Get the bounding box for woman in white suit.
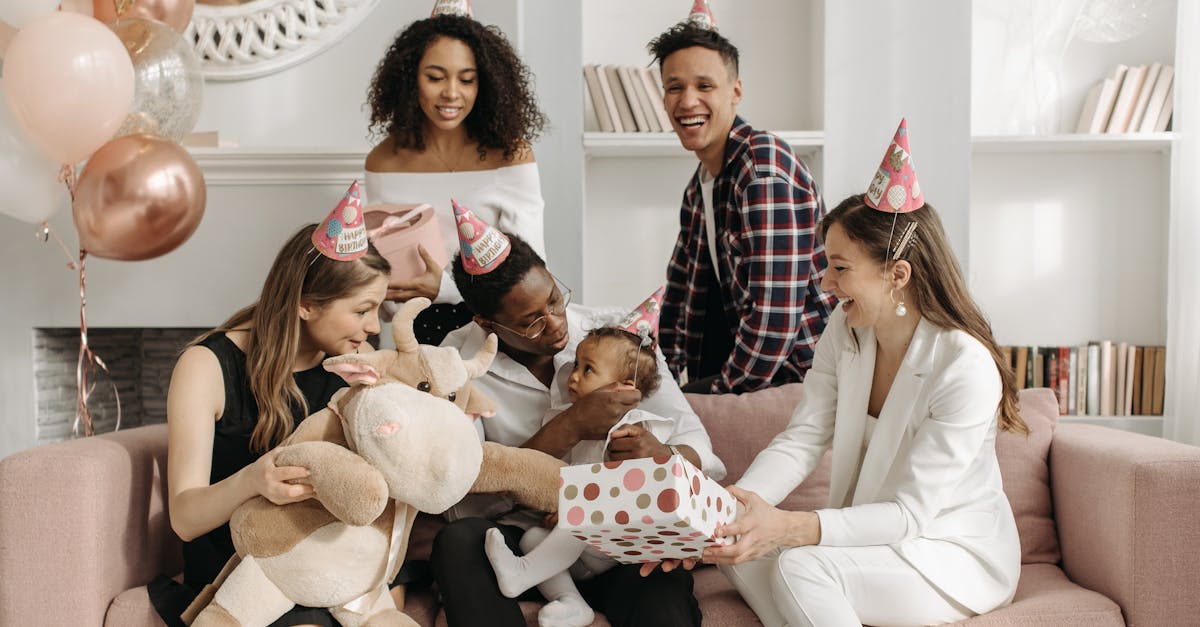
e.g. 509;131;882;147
702;121;1030;627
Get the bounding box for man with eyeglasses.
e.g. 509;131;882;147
434;232;723;627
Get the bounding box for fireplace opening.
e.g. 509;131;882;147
33;328;207;445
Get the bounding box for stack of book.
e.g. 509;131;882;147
583;64;673;133
1001;343;1166;417
1075;63;1174;134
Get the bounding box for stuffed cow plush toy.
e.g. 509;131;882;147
189;298;563;627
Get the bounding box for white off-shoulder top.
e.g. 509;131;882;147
364;162;545;303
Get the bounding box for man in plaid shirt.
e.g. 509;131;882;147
648;21;836;394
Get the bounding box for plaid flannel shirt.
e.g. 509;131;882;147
660;117;836;394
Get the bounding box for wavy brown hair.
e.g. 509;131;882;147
367;15;546;163
195;224;391;452
821;195;1028;434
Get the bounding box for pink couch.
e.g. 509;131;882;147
2;387;1199;626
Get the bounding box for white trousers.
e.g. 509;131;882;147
720;545;974;627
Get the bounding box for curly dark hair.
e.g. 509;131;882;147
584;327;661;397
367;15;547;163
452;231;545;320
647;22;739;78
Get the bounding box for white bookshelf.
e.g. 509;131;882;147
970;0;1182;437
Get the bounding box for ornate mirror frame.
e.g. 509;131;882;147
185;0;381;81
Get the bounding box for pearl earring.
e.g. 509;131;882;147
890;288;907;317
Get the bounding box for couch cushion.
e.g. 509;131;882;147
104;586;166;627
685;384;830;512
998;388;1060;565
951;563;1123;626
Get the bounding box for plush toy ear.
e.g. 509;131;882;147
323;352;396;386
463;382;497;420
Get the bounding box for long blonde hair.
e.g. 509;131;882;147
822;195;1028;434
196;224;391;452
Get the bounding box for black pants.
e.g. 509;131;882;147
432;517;702;627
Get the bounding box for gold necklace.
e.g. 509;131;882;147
430;141;472;172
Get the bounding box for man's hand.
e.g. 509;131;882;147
563;382;641;440
387;245;443;302
606;422;669;461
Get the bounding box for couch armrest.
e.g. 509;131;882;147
1050;423;1200;627
0;424;181;627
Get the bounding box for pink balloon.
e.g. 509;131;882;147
1;12;133;164
72;133;206;261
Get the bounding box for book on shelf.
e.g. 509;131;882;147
1128;62;1163;132
617;65;653;132
1075;344;1088;415
1106;64;1146;133
638;66;673;131
603;66;639;133
1099;340;1115;415
1152;346;1166;415
1086;343;1100;415
1123;343;1136;416
1141;345;1156;415
1003;342;1165;416
1075;62;1173;135
1114;341;1128;415
591;65;626;132
584;64;675;134
1138;64;1174;133
583;65;616;133
1152;82;1174;132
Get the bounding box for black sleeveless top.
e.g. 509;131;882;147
149;332;345;626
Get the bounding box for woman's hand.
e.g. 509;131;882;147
702;487;820;565
243;448;315;505
387;245;443;302
607;422;669;461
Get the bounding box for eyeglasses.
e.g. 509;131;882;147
489;275;572;340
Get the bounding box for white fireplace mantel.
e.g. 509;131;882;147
190;147;368;186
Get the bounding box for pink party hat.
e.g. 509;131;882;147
453;198;510;274
618;286;665;340
687;0;717;30
431;0;471;17
313;181;369;260
865;118;924;213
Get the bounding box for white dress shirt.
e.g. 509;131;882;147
441;303;726;526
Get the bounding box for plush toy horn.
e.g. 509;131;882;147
463;334;499;379
392;297;432;352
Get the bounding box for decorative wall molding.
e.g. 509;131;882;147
186;0;381;81
189;147;367;185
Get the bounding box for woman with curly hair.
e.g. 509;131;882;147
364;2;548;346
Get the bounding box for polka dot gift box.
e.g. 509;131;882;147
557;453;737;564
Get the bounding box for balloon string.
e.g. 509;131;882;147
73;250;122;437
37;223;78;270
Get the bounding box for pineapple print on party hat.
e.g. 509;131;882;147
312;181;368;261
865;118;924;213
619;286;666;341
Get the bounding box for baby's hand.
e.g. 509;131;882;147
606;423;669;461
542;512;559;528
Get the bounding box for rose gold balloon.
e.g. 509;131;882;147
73;134;206;261
94;0;195;34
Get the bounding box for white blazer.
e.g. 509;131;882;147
737;305;1021;614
